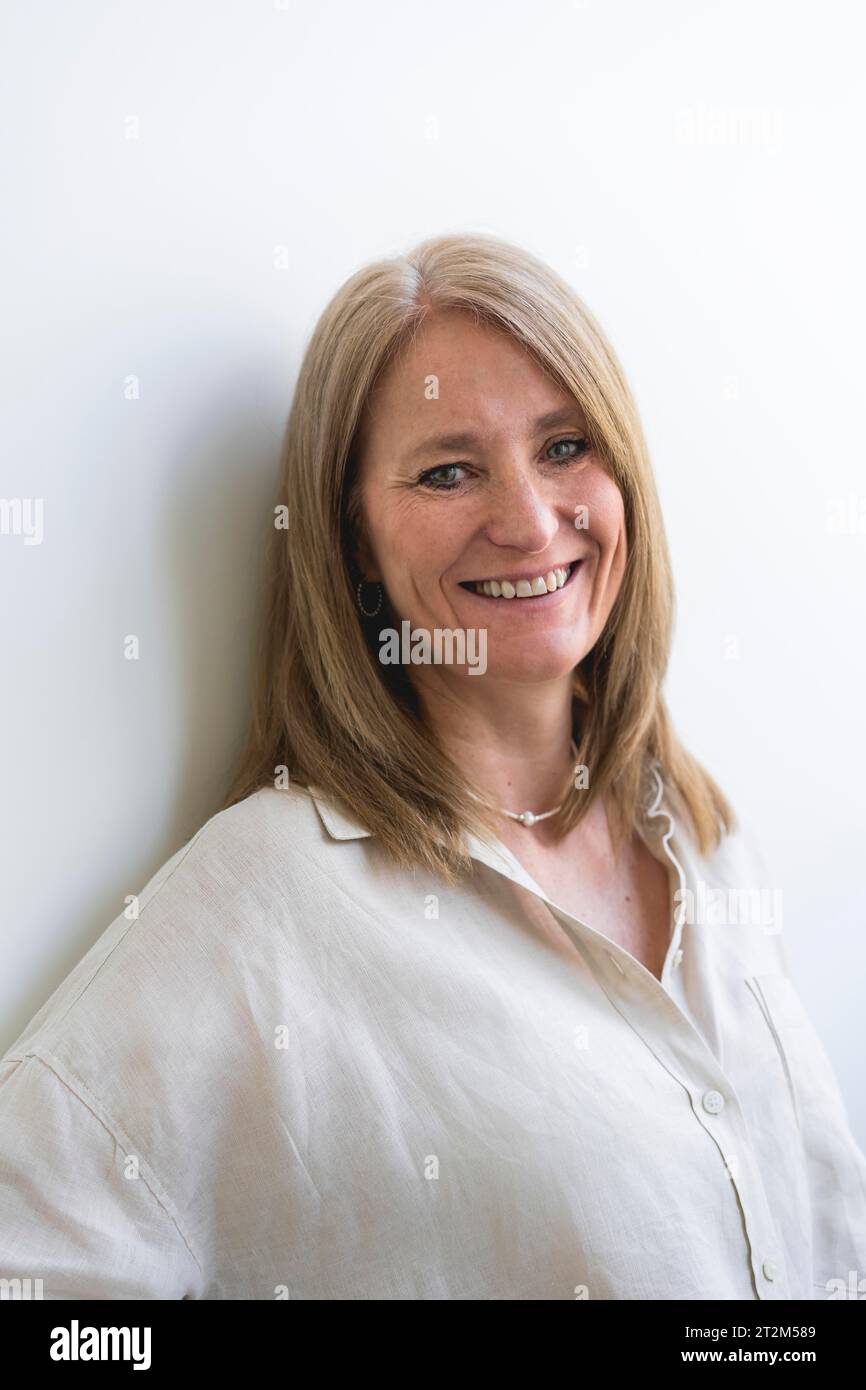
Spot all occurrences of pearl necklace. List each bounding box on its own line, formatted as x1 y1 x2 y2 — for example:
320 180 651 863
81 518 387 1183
467 740 581 827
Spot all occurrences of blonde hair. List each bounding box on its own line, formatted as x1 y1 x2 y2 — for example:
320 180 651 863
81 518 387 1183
222 232 735 882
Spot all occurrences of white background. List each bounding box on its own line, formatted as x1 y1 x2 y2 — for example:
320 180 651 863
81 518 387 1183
1 1 864 1144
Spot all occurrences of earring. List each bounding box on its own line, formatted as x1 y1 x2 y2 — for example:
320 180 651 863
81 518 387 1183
356 577 383 617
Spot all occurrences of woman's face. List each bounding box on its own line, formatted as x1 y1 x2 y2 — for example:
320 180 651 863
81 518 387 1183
354 309 627 684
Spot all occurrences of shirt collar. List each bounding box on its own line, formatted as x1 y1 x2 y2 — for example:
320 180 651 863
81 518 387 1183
307 786 372 841
307 760 670 894
306 783 549 892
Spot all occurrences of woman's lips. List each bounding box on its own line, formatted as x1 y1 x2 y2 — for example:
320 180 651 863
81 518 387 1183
457 559 584 604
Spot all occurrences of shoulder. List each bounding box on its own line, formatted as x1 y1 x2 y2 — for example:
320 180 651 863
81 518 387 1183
649 761 771 890
0 784 364 1287
2 784 353 1065
662 789 787 973
181 781 341 876
686 803 774 894
143 782 351 916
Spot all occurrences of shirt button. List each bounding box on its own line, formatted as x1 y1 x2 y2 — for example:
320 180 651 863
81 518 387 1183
702 1089 725 1114
673 947 684 967
762 1258 779 1282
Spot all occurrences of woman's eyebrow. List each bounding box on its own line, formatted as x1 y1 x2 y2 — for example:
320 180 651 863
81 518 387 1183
403 407 584 464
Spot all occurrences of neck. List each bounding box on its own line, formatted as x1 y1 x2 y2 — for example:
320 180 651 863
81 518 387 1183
414 668 579 825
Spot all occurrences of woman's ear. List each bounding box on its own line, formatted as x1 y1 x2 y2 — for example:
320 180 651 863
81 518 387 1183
345 460 379 581
352 522 380 583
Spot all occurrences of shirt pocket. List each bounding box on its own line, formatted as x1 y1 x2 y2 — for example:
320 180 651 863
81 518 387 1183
746 971 866 1295
745 971 851 1133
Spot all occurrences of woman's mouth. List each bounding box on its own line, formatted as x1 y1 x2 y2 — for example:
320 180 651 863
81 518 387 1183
458 560 582 601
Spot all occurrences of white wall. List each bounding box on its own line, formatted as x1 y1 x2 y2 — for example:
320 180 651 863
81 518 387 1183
1 0 864 1144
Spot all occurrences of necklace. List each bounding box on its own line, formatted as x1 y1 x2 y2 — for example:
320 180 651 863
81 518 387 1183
467 740 580 827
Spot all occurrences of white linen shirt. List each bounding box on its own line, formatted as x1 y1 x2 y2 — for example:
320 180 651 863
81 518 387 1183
1 769 864 1300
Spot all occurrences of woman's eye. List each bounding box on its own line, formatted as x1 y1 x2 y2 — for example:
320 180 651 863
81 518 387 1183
417 463 467 490
417 438 589 491
547 436 590 463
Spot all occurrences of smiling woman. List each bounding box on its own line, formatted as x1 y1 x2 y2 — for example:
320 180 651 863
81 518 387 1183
1 232 864 1302
228 234 724 878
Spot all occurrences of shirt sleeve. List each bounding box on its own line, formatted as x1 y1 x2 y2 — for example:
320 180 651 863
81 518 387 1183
0 1054 203 1300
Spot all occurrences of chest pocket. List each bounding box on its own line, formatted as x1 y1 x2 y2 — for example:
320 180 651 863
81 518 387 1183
746 970 866 1296
746 971 851 1134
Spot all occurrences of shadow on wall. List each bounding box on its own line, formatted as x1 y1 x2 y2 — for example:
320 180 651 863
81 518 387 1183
1 365 283 1055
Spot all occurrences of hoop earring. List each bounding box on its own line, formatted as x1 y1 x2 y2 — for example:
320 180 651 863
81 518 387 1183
356 578 383 617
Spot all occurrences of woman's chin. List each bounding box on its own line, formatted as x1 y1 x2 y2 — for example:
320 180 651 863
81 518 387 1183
466 644 588 683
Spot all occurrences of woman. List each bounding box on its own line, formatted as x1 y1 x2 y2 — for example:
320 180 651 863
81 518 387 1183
1 233 864 1300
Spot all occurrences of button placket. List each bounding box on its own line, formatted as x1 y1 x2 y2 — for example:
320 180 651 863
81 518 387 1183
583 942 796 1298
470 771 798 1300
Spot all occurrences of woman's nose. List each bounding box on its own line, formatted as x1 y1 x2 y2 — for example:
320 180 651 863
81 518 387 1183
482 469 560 553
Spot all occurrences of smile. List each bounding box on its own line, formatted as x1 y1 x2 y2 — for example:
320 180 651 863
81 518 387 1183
458 560 582 600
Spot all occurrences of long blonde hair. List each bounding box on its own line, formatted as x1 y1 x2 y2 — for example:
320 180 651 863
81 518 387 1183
222 232 735 882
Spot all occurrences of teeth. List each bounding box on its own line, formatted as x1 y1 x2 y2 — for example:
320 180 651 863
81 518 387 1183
473 563 574 598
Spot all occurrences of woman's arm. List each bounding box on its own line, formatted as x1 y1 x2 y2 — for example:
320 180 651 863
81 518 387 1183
0 1053 202 1300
